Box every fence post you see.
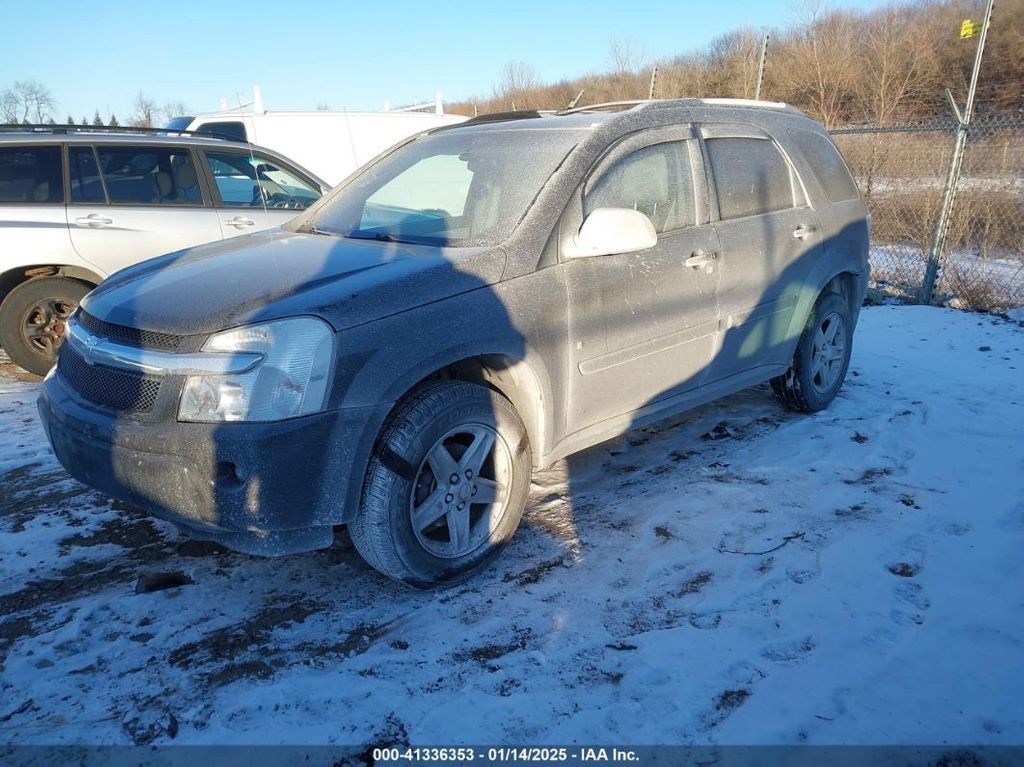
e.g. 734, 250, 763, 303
754, 31, 769, 101
920, 0, 994, 304
921, 128, 967, 304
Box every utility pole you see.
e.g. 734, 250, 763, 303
921, 0, 995, 304
754, 31, 770, 100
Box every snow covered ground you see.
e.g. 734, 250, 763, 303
1, 306, 1022, 750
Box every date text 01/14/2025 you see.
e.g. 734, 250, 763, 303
372, 747, 641, 763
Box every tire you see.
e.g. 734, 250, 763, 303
349, 380, 532, 588
771, 291, 853, 413
0, 277, 91, 376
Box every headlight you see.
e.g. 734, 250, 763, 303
178, 317, 334, 422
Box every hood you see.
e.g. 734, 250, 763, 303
82, 229, 506, 336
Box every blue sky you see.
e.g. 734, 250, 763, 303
6, 0, 893, 121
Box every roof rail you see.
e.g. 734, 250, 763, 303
697, 97, 789, 110
0, 123, 241, 142
460, 110, 544, 126
557, 100, 652, 116
555, 97, 798, 118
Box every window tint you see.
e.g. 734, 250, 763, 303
585, 142, 696, 233
205, 151, 321, 209
94, 147, 203, 205
0, 146, 64, 204
787, 129, 860, 202
705, 137, 797, 220
195, 121, 246, 142
69, 146, 105, 203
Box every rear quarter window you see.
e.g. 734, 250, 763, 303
0, 146, 64, 204
787, 129, 860, 202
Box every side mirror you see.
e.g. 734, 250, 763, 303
571, 208, 657, 258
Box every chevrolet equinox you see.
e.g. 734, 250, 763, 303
38, 99, 869, 587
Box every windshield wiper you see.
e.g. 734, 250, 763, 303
346, 231, 400, 243
302, 225, 338, 237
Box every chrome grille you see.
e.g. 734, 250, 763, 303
78, 310, 184, 351
57, 344, 162, 413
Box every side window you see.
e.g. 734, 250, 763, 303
584, 142, 696, 233
94, 147, 204, 206
0, 146, 64, 204
205, 151, 321, 209
195, 121, 246, 142
69, 146, 105, 203
705, 137, 800, 220
787, 129, 860, 202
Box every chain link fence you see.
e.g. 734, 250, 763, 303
831, 115, 1024, 312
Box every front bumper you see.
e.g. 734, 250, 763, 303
38, 373, 389, 555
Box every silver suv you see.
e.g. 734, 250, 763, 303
39, 99, 869, 587
0, 127, 329, 375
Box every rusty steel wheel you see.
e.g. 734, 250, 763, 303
0, 277, 91, 376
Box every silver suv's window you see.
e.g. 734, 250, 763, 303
69, 146, 105, 203
584, 142, 696, 233
73, 146, 204, 206
205, 151, 320, 209
0, 146, 64, 204
307, 129, 581, 247
787, 129, 860, 202
705, 137, 799, 220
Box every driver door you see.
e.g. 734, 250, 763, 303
200, 149, 323, 238
563, 127, 722, 432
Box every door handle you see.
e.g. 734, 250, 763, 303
75, 214, 113, 227
793, 224, 817, 240
685, 249, 718, 268
226, 217, 255, 228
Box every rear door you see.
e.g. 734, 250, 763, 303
66, 143, 222, 275
199, 148, 323, 237
564, 126, 722, 432
0, 144, 72, 266
700, 125, 822, 380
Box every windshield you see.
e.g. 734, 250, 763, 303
303, 127, 582, 247
164, 116, 194, 131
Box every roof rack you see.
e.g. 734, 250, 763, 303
0, 123, 242, 142
557, 100, 652, 116
556, 97, 797, 117
461, 110, 544, 126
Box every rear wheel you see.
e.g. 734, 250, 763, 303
349, 380, 532, 587
0, 277, 91, 376
771, 291, 852, 413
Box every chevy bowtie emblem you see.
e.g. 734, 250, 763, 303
81, 332, 100, 364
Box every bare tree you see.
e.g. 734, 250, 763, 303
162, 101, 190, 121
608, 37, 647, 75
774, 3, 859, 128
856, 5, 937, 126
0, 80, 56, 124
494, 61, 541, 108
705, 29, 763, 98
130, 91, 160, 128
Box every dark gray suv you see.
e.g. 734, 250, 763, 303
38, 98, 869, 587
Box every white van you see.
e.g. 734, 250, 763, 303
167, 103, 466, 186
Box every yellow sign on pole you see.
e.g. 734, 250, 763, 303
961, 19, 979, 38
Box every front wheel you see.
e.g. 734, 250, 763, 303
349, 380, 532, 587
0, 277, 91, 376
771, 291, 853, 413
